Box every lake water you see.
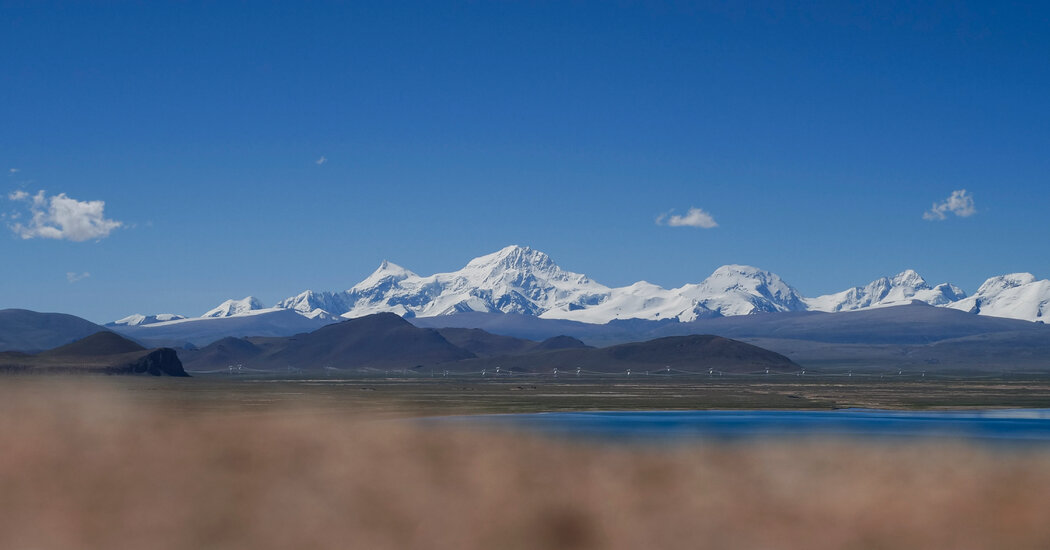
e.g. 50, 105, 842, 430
448, 409, 1050, 444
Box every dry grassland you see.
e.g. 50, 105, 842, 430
1, 380, 1049, 550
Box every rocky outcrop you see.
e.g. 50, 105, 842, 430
110, 348, 189, 377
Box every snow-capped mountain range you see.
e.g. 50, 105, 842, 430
115, 245, 1050, 326
111, 313, 187, 327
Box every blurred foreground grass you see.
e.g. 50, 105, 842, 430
2, 377, 1050, 549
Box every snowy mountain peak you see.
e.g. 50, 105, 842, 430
108, 313, 186, 327
696, 265, 807, 315
806, 270, 964, 312
179, 247, 1044, 328
465, 245, 556, 274
976, 273, 1037, 295
202, 296, 266, 318
351, 260, 418, 293
948, 273, 1049, 322
890, 269, 927, 289
705, 265, 797, 290
275, 290, 350, 318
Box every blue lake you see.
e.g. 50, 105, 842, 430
447, 409, 1050, 444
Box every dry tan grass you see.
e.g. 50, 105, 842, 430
2, 383, 1050, 550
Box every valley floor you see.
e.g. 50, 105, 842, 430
7, 373, 1050, 416
2, 377, 1050, 550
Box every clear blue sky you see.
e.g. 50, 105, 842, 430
2, 1, 1048, 323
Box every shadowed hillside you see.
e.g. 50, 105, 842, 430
181, 313, 476, 371
0, 309, 109, 353
0, 332, 187, 376
451, 335, 798, 374
41, 331, 146, 356
181, 314, 796, 374
412, 305, 1050, 372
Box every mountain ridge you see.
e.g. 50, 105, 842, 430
119, 245, 1050, 327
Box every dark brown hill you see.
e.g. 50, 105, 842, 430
182, 313, 475, 371
533, 335, 589, 351
0, 309, 109, 352
0, 332, 187, 377
41, 331, 146, 357
268, 313, 474, 369
435, 329, 591, 358
450, 334, 798, 374
186, 337, 265, 367
436, 328, 537, 357
180, 315, 797, 375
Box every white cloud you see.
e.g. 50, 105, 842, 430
924, 189, 976, 221
657, 207, 719, 228
9, 168, 19, 174
8, 190, 123, 241
66, 272, 90, 283
316, 156, 327, 165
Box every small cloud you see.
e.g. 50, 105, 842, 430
7, 190, 123, 241
66, 272, 90, 283
315, 156, 327, 165
924, 189, 976, 221
656, 207, 719, 228
8, 168, 19, 174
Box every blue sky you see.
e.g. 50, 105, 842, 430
2, 1, 1048, 323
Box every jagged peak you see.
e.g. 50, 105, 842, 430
114, 314, 147, 325
351, 260, 418, 292
704, 265, 794, 289
890, 269, 928, 289
976, 273, 1038, 294
711, 264, 768, 277
465, 245, 555, 272
202, 296, 265, 318
110, 313, 186, 326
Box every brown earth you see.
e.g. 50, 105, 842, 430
1, 378, 1049, 550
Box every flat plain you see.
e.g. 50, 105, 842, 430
4, 374, 1050, 550
6, 373, 1048, 416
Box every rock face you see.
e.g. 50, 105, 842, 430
115, 348, 188, 377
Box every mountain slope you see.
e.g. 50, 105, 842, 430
179, 313, 797, 374
450, 334, 799, 374
267, 313, 475, 369
41, 331, 146, 356
411, 303, 1050, 372
0, 331, 187, 376
203, 296, 267, 318
180, 313, 476, 371
122, 246, 1049, 334
806, 270, 965, 312
948, 273, 1050, 323
0, 309, 110, 353
108, 313, 187, 327
110, 308, 333, 347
